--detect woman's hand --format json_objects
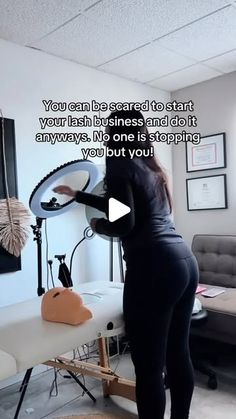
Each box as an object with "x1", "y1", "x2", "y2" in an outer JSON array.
[
  {"x1": 53, "y1": 185, "x2": 76, "y2": 198},
  {"x1": 90, "y1": 217, "x2": 99, "y2": 233}
]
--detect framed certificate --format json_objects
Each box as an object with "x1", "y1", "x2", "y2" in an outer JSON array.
[
  {"x1": 186, "y1": 133, "x2": 226, "y2": 172},
  {"x1": 186, "y1": 174, "x2": 227, "y2": 211}
]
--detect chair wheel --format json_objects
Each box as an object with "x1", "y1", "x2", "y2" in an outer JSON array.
[{"x1": 207, "y1": 376, "x2": 217, "y2": 390}]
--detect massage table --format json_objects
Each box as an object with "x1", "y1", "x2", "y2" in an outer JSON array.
[
  {"x1": 0, "y1": 279, "x2": 202, "y2": 418},
  {"x1": 0, "y1": 281, "x2": 135, "y2": 419}
]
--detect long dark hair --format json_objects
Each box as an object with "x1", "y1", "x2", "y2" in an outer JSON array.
[{"x1": 104, "y1": 109, "x2": 172, "y2": 212}]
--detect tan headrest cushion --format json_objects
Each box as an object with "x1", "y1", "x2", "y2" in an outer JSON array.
[{"x1": 41, "y1": 287, "x2": 92, "y2": 326}]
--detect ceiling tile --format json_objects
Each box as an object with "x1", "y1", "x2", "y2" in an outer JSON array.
[
  {"x1": 0, "y1": 0, "x2": 97, "y2": 44},
  {"x1": 31, "y1": 0, "x2": 230, "y2": 66},
  {"x1": 148, "y1": 64, "x2": 222, "y2": 92},
  {"x1": 203, "y1": 49, "x2": 236, "y2": 73},
  {"x1": 0, "y1": 0, "x2": 232, "y2": 92},
  {"x1": 159, "y1": 6, "x2": 236, "y2": 61},
  {"x1": 83, "y1": 0, "x2": 230, "y2": 56},
  {"x1": 31, "y1": 14, "x2": 116, "y2": 67},
  {"x1": 99, "y1": 43, "x2": 196, "y2": 83}
]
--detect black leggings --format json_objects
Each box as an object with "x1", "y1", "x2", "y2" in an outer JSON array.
[{"x1": 123, "y1": 242, "x2": 199, "y2": 419}]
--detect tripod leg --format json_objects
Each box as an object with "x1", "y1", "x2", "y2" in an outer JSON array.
[{"x1": 14, "y1": 368, "x2": 33, "y2": 419}]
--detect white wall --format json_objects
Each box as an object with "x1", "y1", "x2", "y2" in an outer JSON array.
[
  {"x1": 172, "y1": 72, "x2": 236, "y2": 245},
  {"x1": 0, "y1": 38, "x2": 171, "y2": 307}
]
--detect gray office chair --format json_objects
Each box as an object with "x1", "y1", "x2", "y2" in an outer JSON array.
[{"x1": 190, "y1": 309, "x2": 218, "y2": 389}]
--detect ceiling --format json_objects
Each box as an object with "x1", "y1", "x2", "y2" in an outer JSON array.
[{"x1": 0, "y1": 0, "x2": 236, "y2": 92}]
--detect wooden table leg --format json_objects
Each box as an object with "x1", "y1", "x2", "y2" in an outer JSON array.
[
  {"x1": 97, "y1": 336, "x2": 136, "y2": 402},
  {"x1": 46, "y1": 336, "x2": 136, "y2": 402}
]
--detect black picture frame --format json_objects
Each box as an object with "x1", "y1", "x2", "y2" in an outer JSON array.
[
  {"x1": 0, "y1": 117, "x2": 21, "y2": 273},
  {"x1": 186, "y1": 174, "x2": 227, "y2": 211},
  {"x1": 186, "y1": 132, "x2": 226, "y2": 173}
]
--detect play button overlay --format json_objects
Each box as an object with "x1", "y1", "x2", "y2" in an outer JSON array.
[
  {"x1": 85, "y1": 180, "x2": 131, "y2": 241},
  {"x1": 109, "y1": 198, "x2": 130, "y2": 222}
]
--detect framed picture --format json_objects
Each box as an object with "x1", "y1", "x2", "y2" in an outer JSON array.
[
  {"x1": 186, "y1": 132, "x2": 226, "y2": 172},
  {"x1": 0, "y1": 118, "x2": 21, "y2": 273},
  {"x1": 186, "y1": 174, "x2": 227, "y2": 211}
]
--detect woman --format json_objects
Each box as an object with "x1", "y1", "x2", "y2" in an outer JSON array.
[{"x1": 54, "y1": 109, "x2": 199, "y2": 419}]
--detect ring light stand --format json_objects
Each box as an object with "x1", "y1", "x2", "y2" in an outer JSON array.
[
  {"x1": 85, "y1": 180, "x2": 125, "y2": 283},
  {"x1": 29, "y1": 159, "x2": 99, "y2": 296},
  {"x1": 21, "y1": 160, "x2": 100, "y2": 414}
]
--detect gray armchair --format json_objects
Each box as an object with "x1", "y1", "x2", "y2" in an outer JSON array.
[{"x1": 191, "y1": 234, "x2": 236, "y2": 346}]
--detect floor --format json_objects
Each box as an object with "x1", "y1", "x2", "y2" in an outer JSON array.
[{"x1": 0, "y1": 348, "x2": 236, "y2": 419}]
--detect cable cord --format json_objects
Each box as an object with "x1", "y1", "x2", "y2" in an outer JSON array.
[
  {"x1": 49, "y1": 261, "x2": 55, "y2": 287},
  {"x1": 44, "y1": 219, "x2": 50, "y2": 291},
  {"x1": 111, "y1": 336, "x2": 129, "y2": 375},
  {"x1": 69, "y1": 226, "x2": 95, "y2": 276}
]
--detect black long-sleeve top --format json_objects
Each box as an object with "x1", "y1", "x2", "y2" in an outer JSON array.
[{"x1": 75, "y1": 157, "x2": 183, "y2": 260}]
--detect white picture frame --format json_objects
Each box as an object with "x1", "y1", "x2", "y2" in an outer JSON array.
[{"x1": 186, "y1": 133, "x2": 226, "y2": 172}]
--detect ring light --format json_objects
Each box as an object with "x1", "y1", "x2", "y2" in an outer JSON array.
[{"x1": 29, "y1": 159, "x2": 99, "y2": 218}]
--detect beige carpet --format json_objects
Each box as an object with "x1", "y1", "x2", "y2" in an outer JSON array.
[{"x1": 56, "y1": 414, "x2": 136, "y2": 418}]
